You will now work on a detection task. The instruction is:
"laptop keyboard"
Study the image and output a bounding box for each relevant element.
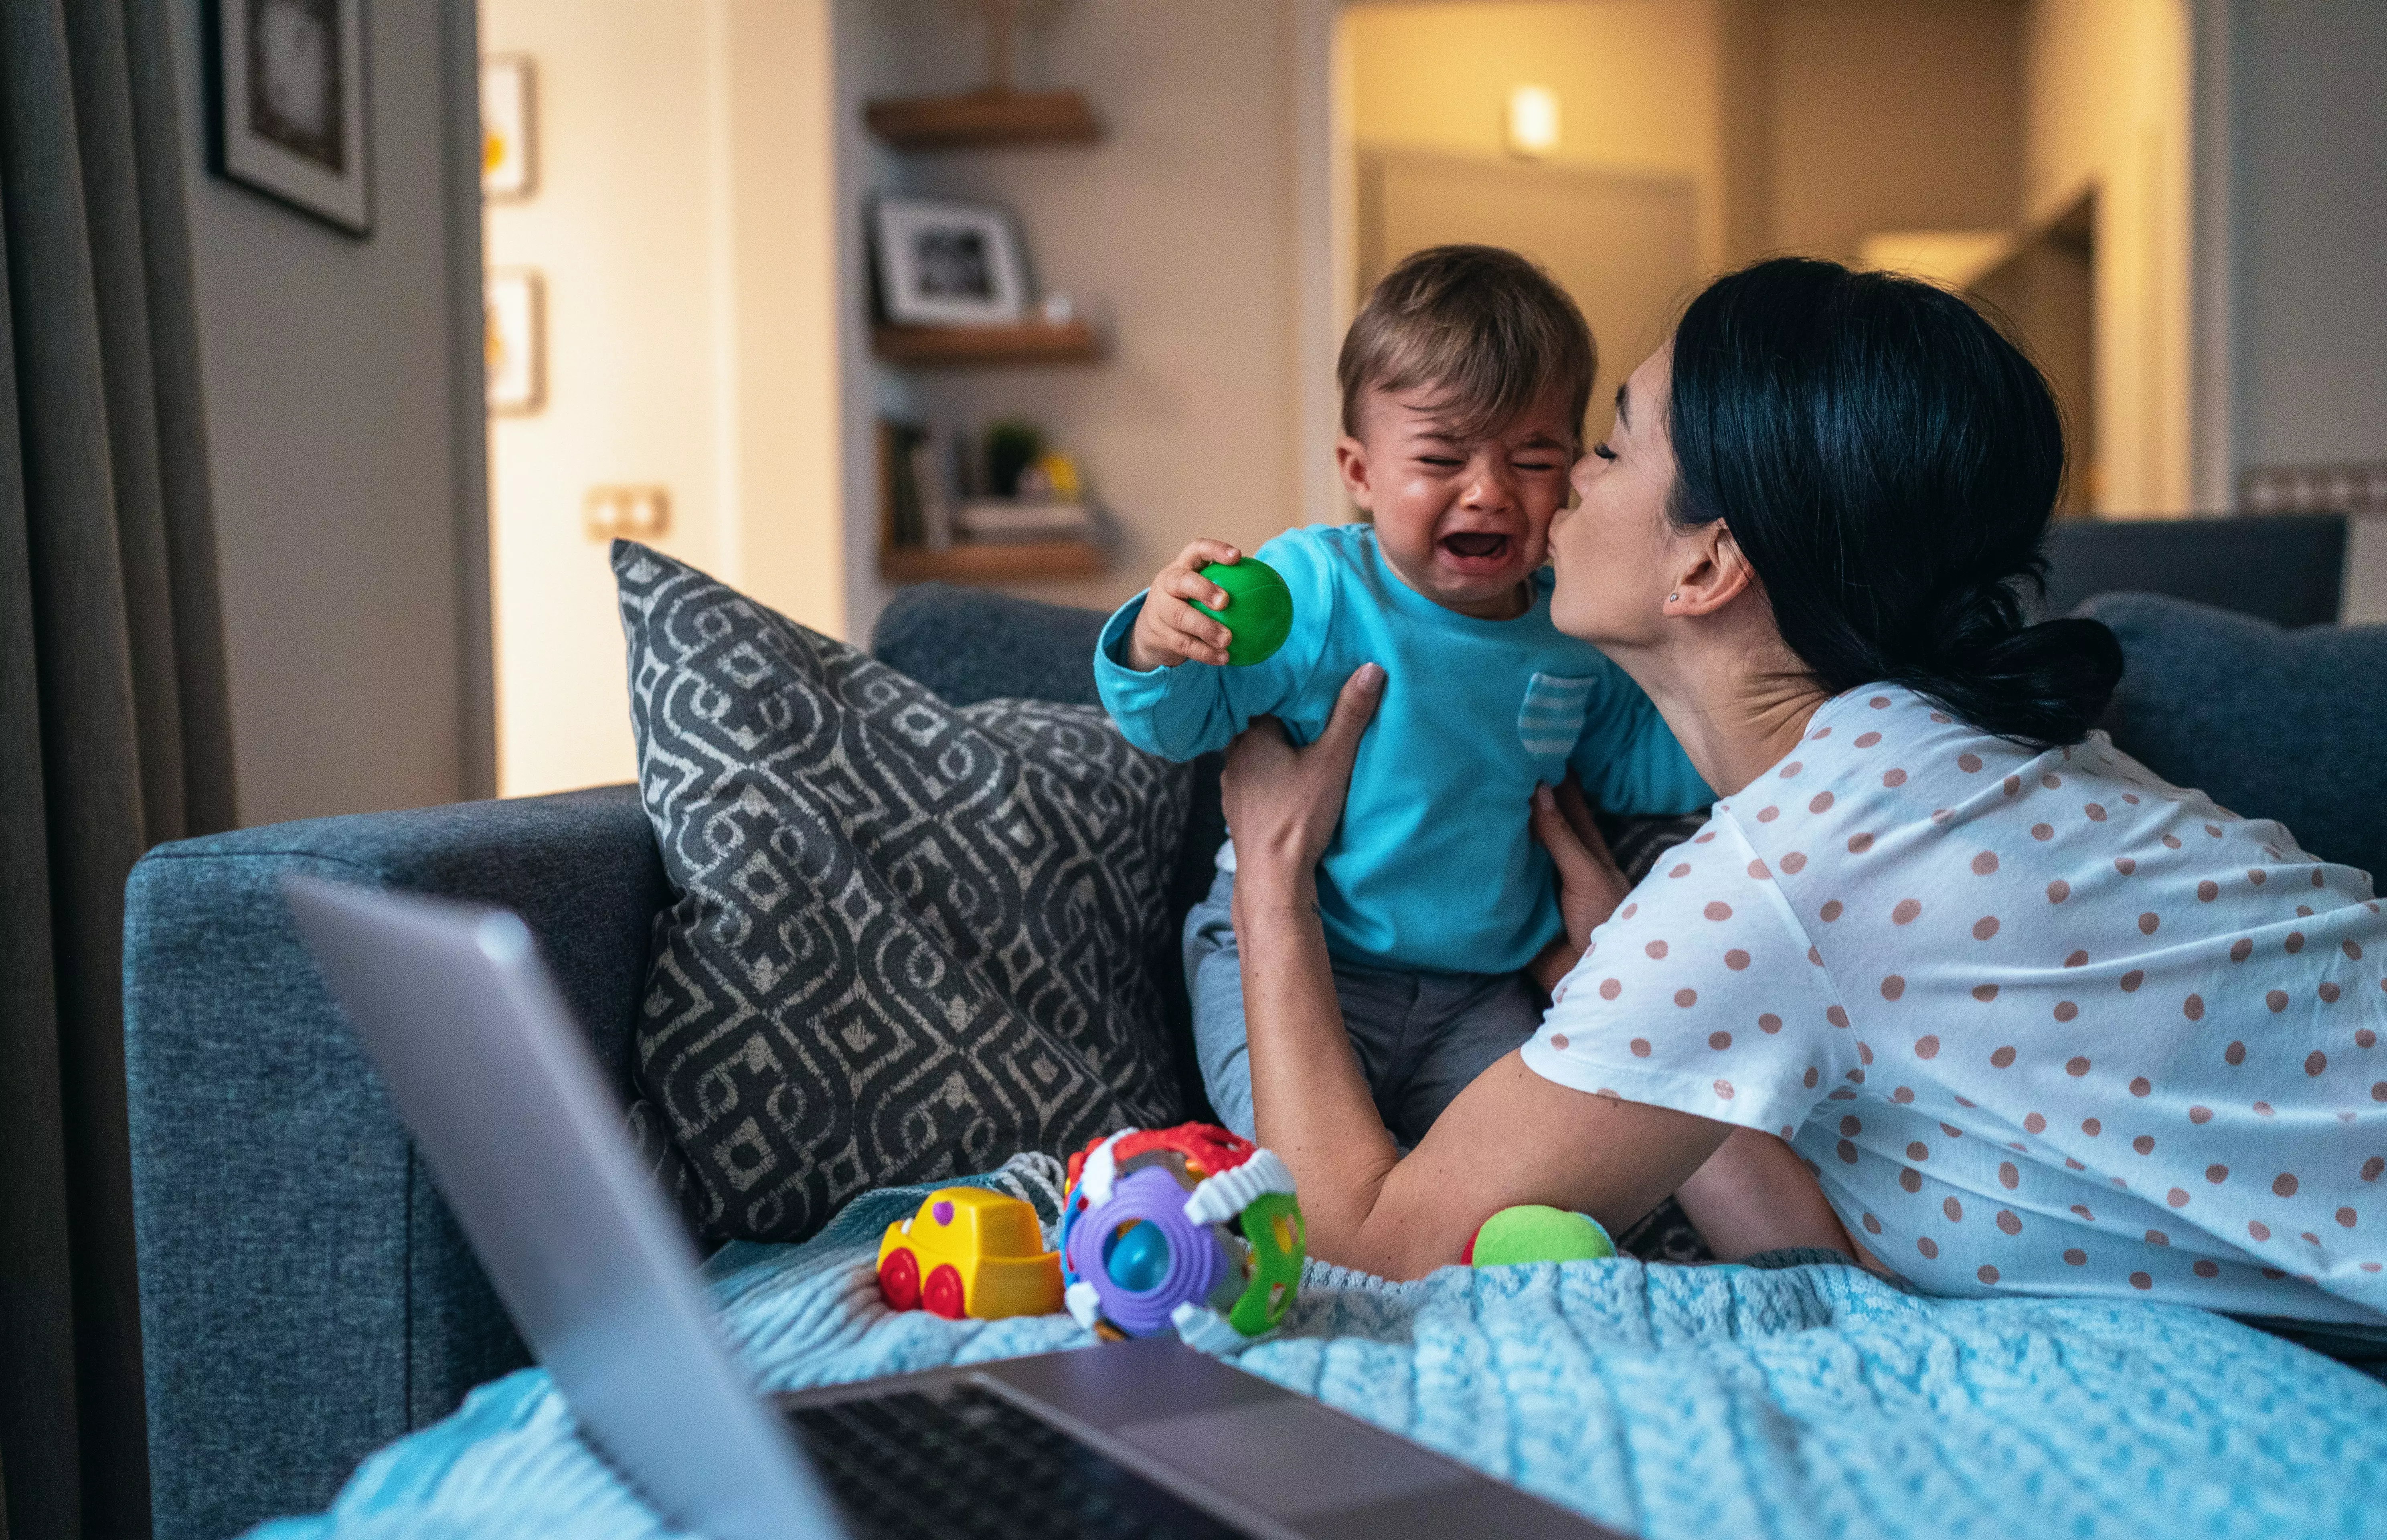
[786,1383,1248,1540]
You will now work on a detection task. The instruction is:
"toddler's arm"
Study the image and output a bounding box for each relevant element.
[1095,537,1323,763]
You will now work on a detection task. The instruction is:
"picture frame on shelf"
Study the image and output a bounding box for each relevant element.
[480,55,537,201]
[872,195,1030,327]
[485,269,544,415]
[204,0,373,236]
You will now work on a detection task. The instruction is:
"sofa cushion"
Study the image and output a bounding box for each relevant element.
[2083,592,2387,885]
[872,582,1109,708]
[614,542,1192,1242]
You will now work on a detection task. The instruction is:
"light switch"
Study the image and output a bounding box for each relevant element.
[585,485,670,540]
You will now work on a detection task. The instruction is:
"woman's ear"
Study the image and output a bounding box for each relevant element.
[1662,521,1758,617]
[1334,435,1375,513]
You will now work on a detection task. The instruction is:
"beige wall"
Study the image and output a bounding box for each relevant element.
[483,0,842,798]
[2024,0,2192,515]
[836,0,1306,629]
[1343,0,2032,436]
[1348,2,1732,270]
[1764,0,2025,257]
[1349,1,2028,266]
[173,0,491,826]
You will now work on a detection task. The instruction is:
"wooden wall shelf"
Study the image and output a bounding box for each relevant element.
[864,90,1100,151]
[881,538,1106,584]
[872,320,1101,368]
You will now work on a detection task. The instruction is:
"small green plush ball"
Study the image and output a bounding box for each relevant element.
[1467,1205,1616,1268]
[1188,558,1293,667]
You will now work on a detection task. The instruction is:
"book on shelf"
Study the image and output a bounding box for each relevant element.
[877,418,956,550]
[952,498,1095,541]
[909,432,956,551]
[878,419,924,548]
[881,416,1103,557]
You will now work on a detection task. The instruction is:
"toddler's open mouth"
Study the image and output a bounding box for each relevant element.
[1438,531,1512,563]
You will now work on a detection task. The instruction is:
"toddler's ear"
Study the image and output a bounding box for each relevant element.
[1334,435,1375,513]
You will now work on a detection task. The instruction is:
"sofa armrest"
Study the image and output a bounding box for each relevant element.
[124,785,668,1540]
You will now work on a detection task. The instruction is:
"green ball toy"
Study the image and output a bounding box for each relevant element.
[1464,1205,1616,1268]
[1188,558,1294,667]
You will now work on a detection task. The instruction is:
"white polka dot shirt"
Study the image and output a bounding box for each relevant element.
[1525,686,2387,1324]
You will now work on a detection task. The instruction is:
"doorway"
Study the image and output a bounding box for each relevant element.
[1359,148,1698,443]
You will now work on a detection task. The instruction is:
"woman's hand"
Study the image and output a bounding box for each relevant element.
[1220,662,1386,906]
[1528,778,1632,995]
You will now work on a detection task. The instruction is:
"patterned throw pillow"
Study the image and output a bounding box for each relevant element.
[613,542,1192,1243]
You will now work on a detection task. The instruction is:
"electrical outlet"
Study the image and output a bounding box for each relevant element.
[584,485,670,540]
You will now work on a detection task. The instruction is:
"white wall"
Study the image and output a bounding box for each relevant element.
[172,0,491,826]
[2225,3,2387,474]
[836,0,1308,635]
[482,0,842,799]
[2220,1,2387,622]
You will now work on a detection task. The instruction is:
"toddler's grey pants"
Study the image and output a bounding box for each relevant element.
[1184,867,1545,1147]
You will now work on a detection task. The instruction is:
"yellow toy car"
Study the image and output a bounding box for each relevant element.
[876,1187,1064,1321]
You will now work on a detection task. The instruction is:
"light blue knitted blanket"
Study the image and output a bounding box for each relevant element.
[254,1155,2387,1540]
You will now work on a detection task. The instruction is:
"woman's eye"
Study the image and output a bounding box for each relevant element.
[1591,442,1618,462]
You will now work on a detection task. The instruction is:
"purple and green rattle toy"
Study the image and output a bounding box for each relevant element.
[1060,1123,1305,1349]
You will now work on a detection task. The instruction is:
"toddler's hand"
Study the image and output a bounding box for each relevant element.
[1126,539,1243,671]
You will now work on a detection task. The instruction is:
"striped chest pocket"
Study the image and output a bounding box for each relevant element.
[1518,672,1596,763]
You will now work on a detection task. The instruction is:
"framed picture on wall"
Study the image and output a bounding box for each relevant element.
[480,55,536,201]
[485,269,544,415]
[204,0,373,236]
[872,196,1029,327]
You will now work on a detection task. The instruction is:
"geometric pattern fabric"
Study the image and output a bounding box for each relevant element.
[614,542,1190,1241]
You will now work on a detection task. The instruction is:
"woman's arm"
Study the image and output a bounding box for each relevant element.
[1225,666,1737,1279]
[1676,1128,1859,1263]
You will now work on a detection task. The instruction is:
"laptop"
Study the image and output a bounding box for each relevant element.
[286,876,1617,1540]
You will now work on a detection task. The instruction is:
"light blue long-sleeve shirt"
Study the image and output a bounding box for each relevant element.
[1095,523,1712,974]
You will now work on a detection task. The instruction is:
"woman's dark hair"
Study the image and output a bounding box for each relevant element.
[1667,257,2122,749]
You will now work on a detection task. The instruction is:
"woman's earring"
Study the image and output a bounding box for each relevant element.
[1667,592,1680,602]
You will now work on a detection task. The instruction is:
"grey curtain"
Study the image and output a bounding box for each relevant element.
[0,1,237,1537]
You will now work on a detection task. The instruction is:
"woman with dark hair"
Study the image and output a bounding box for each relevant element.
[1228,257,2387,1335]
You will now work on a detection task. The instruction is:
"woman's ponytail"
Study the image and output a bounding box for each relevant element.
[1900,611,2125,748]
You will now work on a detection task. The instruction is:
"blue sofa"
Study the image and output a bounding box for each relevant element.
[122,584,2387,1540]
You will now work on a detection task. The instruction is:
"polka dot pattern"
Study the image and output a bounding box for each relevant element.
[1526,685,2387,1322]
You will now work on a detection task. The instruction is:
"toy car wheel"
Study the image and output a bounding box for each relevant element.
[878,1247,921,1311]
[923,1263,967,1320]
